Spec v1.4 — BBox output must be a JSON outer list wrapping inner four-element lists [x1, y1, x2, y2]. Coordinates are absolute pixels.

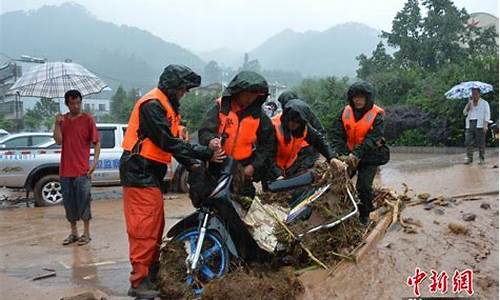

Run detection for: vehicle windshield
[[0, 134, 53, 148]]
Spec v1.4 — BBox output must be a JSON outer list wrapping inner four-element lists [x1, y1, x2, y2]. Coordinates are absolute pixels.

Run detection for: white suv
[[0, 132, 54, 148], [0, 124, 187, 206]]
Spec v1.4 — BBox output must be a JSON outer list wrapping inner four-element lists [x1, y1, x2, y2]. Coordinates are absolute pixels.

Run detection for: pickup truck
[[0, 123, 188, 207]]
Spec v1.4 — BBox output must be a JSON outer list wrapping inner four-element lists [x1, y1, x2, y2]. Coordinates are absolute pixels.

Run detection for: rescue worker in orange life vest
[[270, 99, 344, 179], [330, 81, 386, 225], [276, 91, 328, 176], [120, 65, 225, 298], [198, 71, 275, 198]]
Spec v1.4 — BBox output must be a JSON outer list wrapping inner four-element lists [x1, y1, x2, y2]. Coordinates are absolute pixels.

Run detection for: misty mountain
[[197, 47, 244, 69], [0, 3, 205, 90], [249, 23, 382, 77]]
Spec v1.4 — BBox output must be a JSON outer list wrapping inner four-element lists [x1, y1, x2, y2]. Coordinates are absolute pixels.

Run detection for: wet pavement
[[0, 195, 193, 299], [378, 150, 499, 196], [0, 149, 498, 299]]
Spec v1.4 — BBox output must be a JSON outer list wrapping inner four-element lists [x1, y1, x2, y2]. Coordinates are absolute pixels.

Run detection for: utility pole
[[13, 62, 20, 132]]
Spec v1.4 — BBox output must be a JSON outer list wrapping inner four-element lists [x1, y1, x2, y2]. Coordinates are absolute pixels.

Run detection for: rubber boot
[[127, 276, 160, 299]]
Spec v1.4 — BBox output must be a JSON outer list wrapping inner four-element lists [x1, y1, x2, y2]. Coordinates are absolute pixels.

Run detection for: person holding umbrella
[[10, 61, 108, 245], [54, 90, 100, 246], [463, 88, 491, 164], [445, 81, 493, 164]]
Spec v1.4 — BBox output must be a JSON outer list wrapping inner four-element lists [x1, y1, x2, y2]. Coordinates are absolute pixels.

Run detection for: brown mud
[[158, 241, 191, 299], [202, 266, 304, 300]]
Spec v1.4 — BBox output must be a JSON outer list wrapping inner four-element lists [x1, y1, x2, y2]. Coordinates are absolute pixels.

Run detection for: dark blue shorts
[[61, 176, 92, 222]]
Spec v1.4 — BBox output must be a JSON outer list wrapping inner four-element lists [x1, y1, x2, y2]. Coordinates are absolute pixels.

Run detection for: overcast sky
[[2, 0, 498, 52]]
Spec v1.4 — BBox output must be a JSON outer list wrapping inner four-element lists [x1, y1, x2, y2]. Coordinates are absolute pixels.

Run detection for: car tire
[[34, 174, 63, 207], [160, 180, 169, 194], [172, 165, 189, 193], [177, 168, 189, 193]]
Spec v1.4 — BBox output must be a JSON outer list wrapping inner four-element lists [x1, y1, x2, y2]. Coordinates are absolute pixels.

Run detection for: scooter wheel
[[175, 228, 230, 294]]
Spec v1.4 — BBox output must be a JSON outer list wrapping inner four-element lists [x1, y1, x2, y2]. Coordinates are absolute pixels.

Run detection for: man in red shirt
[[53, 90, 101, 246]]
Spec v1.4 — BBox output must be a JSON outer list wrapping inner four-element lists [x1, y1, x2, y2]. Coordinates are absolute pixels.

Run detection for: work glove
[[345, 153, 360, 176], [329, 158, 345, 173], [337, 155, 350, 163], [347, 153, 360, 168]]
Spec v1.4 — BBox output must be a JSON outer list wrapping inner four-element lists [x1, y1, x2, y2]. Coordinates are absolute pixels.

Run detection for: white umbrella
[[444, 81, 493, 99], [9, 62, 107, 98]]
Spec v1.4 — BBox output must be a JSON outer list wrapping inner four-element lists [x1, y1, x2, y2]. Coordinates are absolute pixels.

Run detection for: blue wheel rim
[[175, 229, 227, 294]]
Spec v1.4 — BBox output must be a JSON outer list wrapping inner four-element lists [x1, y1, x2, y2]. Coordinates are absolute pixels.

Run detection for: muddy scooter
[[165, 158, 359, 295]]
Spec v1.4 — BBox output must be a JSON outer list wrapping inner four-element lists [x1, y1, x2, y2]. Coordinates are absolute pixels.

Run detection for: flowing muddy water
[[301, 150, 499, 300]]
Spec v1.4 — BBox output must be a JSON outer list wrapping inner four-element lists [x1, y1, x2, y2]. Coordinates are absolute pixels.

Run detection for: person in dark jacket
[[277, 90, 327, 175], [120, 65, 224, 298], [277, 91, 326, 134], [277, 90, 298, 108], [271, 99, 343, 178], [196, 70, 275, 264], [198, 70, 275, 198], [330, 81, 387, 225]]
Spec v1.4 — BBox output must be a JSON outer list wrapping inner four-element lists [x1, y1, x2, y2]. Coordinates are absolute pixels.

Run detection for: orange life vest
[[275, 112, 310, 150], [216, 98, 260, 161], [122, 88, 180, 164], [272, 114, 308, 170], [341, 104, 384, 151]]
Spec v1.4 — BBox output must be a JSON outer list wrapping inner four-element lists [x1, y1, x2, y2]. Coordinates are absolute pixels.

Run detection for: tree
[[294, 76, 350, 132], [367, 69, 420, 106], [128, 88, 140, 102], [0, 115, 15, 132], [381, 0, 422, 69], [419, 0, 468, 70], [203, 60, 223, 85], [179, 92, 218, 132], [356, 42, 394, 79], [109, 86, 134, 123], [24, 98, 59, 131], [463, 23, 498, 58], [381, 0, 477, 70]]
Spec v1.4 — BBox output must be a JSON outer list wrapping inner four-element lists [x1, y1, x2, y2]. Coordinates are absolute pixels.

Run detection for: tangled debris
[[312, 160, 350, 193], [158, 162, 414, 299], [269, 190, 364, 266], [259, 190, 294, 207]]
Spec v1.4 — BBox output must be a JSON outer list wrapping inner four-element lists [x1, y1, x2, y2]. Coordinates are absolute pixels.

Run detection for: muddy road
[[0, 194, 192, 300], [303, 151, 499, 300], [0, 150, 498, 299]]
